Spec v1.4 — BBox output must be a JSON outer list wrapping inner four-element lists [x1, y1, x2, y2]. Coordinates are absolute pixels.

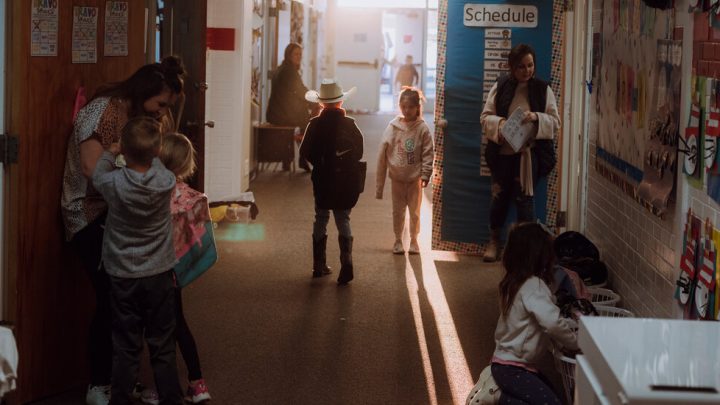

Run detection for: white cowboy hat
[[305, 78, 357, 103]]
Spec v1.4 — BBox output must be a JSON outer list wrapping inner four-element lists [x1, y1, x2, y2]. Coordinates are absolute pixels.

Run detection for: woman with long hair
[[61, 56, 186, 405], [490, 222, 577, 405]]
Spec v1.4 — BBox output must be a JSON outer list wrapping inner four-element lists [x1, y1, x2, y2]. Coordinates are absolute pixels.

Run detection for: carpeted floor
[[32, 113, 564, 404]]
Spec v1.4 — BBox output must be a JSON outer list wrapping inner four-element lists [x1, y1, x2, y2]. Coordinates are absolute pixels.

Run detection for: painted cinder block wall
[[584, 0, 715, 319]]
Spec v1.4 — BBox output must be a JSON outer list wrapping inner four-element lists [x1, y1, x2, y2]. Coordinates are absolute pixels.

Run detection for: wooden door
[[159, 0, 207, 191], [6, 2, 148, 402]]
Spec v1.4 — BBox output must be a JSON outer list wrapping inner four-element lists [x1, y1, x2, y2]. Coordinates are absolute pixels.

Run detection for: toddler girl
[[491, 222, 578, 404], [376, 87, 434, 254], [159, 133, 212, 404]]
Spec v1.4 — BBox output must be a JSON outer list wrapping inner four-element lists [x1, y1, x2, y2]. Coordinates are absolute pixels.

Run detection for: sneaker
[[408, 239, 420, 255], [392, 240, 404, 254], [140, 388, 159, 405], [86, 384, 111, 405], [185, 379, 212, 403]]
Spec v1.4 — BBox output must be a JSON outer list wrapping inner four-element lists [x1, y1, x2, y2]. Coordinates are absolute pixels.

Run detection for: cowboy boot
[[483, 229, 501, 262], [312, 235, 332, 278], [337, 235, 354, 285]]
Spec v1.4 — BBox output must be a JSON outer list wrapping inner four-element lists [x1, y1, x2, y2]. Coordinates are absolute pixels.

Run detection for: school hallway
[[34, 113, 563, 405]]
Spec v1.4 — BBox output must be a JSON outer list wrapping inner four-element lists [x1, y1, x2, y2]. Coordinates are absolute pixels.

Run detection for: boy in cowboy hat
[[299, 79, 364, 285]]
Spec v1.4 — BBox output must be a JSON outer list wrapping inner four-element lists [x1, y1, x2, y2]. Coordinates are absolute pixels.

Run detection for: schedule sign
[[463, 4, 538, 28]]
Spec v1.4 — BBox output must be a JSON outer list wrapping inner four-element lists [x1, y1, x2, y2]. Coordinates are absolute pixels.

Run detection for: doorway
[[380, 7, 438, 114]]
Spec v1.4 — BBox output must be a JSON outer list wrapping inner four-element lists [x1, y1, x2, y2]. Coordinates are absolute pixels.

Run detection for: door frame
[[562, 0, 593, 232], [0, 0, 6, 320]]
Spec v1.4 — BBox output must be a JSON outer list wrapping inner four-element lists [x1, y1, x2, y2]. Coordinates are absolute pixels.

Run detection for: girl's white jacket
[[493, 276, 578, 366], [375, 116, 434, 199]]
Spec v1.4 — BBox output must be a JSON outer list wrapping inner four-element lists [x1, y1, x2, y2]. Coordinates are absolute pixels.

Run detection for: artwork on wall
[[594, 1, 680, 218], [636, 37, 682, 218], [291, 0, 304, 45], [251, 27, 263, 106], [253, 0, 264, 17], [675, 208, 720, 321]]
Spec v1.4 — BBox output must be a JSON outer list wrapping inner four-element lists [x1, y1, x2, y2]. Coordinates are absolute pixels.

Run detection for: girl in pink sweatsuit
[[376, 87, 434, 254]]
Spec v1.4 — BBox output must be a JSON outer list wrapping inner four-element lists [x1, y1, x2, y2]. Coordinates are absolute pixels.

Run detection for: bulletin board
[[431, 0, 564, 252], [593, 1, 679, 217]]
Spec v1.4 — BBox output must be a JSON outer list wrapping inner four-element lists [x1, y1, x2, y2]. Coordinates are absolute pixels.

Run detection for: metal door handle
[[195, 82, 209, 91], [186, 120, 215, 128]]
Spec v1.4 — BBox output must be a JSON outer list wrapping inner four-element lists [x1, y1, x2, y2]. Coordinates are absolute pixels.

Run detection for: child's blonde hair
[[399, 87, 425, 118], [159, 132, 196, 181], [121, 116, 162, 165]]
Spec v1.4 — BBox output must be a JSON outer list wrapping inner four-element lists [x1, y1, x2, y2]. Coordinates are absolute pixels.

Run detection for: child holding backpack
[[491, 222, 578, 405], [375, 87, 434, 254], [159, 133, 212, 403]]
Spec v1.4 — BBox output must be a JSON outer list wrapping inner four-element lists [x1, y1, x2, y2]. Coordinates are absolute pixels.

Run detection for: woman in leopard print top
[[60, 56, 185, 402]]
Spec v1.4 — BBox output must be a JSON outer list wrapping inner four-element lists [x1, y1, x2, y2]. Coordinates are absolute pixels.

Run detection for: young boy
[[92, 116, 183, 404], [300, 79, 364, 285]]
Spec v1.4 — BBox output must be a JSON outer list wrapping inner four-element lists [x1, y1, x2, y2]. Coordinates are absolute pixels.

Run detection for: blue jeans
[[491, 363, 561, 405], [313, 206, 352, 239]]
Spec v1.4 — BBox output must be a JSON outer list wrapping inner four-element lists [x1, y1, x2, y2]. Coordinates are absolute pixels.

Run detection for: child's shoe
[[85, 384, 111, 405], [140, 387, 159, 405], [186, 379, 212, 403], [408, 239, 420, 255], [392, 240, 404, 254]]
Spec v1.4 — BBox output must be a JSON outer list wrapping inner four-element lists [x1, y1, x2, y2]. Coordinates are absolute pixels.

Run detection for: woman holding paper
[[480, 43, 560, 262]]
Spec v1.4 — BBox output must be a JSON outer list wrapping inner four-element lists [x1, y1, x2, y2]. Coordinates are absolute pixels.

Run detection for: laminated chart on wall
[[438, 0, 555, 246]]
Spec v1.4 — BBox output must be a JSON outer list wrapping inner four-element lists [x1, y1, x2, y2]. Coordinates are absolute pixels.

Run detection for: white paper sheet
[[500, 107, 534, 152]]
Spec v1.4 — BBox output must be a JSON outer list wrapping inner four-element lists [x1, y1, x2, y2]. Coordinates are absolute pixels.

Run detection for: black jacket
[[266, 62, 312, 127], [299, 108, 364, 209]]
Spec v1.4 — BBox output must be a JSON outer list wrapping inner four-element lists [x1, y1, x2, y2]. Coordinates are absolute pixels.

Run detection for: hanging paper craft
[[676, 211, 699, 308], [695, 235, 716, 318], [705, 107, 719, 170], [683, 104, 701, 176]]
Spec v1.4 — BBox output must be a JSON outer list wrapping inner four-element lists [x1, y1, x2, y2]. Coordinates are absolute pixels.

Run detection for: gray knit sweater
[[92, 151, 177, 278]]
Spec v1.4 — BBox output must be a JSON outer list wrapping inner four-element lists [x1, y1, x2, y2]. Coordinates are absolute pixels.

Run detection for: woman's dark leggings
[[176, 288, 203, 381], [491, 363, 562, 405], [489, 153, 535, 230], [72, 215, 113, 386]]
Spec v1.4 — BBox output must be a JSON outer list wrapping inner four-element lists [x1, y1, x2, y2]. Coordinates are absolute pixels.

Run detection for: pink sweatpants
[[391, 178, 422, 240]]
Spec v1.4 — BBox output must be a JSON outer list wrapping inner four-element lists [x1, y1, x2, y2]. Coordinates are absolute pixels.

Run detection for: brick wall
[[586, 135, 679, 318]]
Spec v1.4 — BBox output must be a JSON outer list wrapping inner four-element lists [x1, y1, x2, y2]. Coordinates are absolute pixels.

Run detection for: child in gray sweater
[[92, 116, 182, 404]]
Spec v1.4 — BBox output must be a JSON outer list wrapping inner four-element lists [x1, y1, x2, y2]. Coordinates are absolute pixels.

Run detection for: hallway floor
[[34, 113, 562, 404]]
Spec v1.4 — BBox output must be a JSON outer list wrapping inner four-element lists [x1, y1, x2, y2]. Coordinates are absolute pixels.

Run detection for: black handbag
[[534, 139, 556, 178]]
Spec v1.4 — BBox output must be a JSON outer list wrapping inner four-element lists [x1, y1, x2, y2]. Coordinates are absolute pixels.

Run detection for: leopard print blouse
[[60, 97, 128, 240]]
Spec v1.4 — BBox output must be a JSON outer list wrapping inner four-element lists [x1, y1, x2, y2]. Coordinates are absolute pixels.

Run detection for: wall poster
[[72, 6, 99, 63], [31, 0, 59, 56], [104, 1, 129, 57]]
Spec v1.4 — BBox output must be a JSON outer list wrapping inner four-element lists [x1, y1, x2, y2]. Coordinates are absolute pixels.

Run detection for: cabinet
[[253, 124, 296, 175], [576, 317, 720, 404]]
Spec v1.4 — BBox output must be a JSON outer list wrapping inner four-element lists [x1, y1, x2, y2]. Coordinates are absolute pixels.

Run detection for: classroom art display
[[594, 1, 679, 218], [675, 209, 720, 320], [291, 0, 304, 45]]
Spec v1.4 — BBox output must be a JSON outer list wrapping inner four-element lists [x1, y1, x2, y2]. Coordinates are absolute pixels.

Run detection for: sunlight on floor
[[404, 191, 473, 404], [213, 223, 266, 241]]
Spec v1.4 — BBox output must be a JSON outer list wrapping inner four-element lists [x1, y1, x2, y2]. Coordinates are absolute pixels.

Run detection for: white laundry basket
[[588, 287, 621, 307], [595, 305, 634, 318], [555, 306, 634, 404]]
